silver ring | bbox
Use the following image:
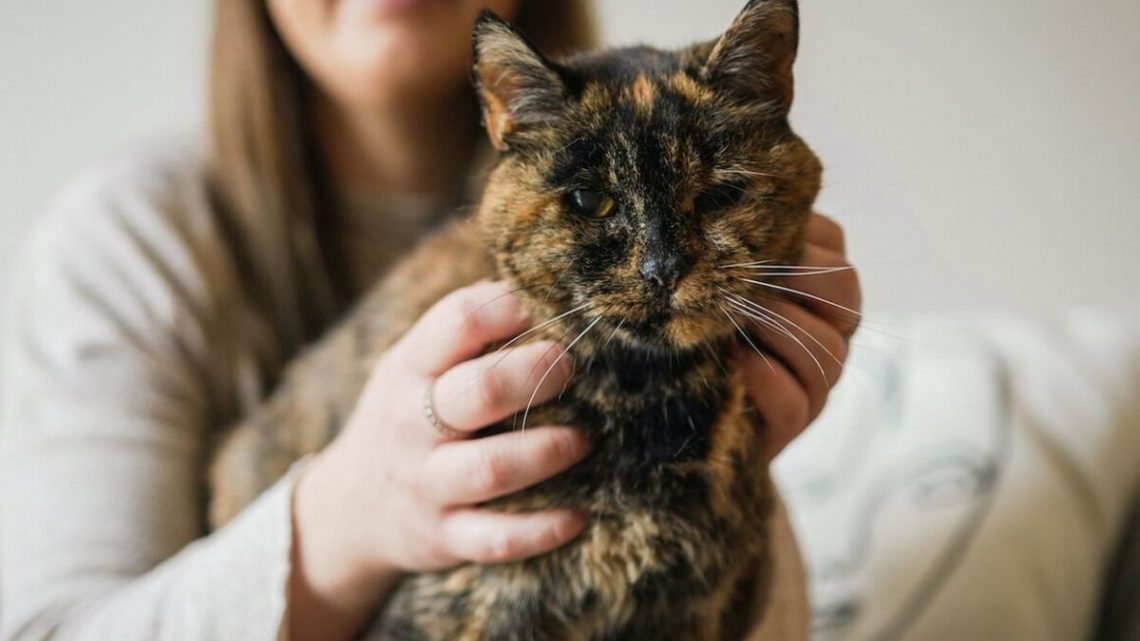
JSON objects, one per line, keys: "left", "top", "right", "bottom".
{"left": 423, "top": 380, "right": 463, "bottom": 439}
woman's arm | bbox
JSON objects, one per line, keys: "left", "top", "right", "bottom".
{"left": 0, "top": 169, "right": 302, "bottom": 640}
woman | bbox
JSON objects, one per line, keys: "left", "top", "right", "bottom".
{"left": 0, "top": 1, "right": 861, "bottom": 640}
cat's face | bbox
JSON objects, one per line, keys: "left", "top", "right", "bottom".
{"left": 474, "top": 0, "right": 821, "bottom": 353}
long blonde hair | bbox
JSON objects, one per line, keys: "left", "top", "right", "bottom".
{"left": 206, "top": 1, "right": 597, "bottom": 354}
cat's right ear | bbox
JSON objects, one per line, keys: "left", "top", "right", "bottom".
{"left": 472, "top": 11, "right": 569, "bottom": 151}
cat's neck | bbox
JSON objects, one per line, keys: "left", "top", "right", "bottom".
{"left": 565, "top": 336, "right": 736, "bottom": 467}
{"left": 562, "top": 333, "right": 735, "bottom": 415}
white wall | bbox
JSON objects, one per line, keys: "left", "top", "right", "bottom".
{"left": 1, "top": 1, "right": 1137, "bottom": 316}
{"left": 0, "top": 1, "right": 207, "bottom": 298}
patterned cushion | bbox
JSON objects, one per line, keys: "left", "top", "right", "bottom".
{"left": 776, "top": 310, "right": 1140, "bottom": 641}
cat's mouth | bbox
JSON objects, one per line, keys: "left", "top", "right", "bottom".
{"left": 529, "top": 276, "right": 741, "bottom": 354}
{"left": 592, "top": 298, "right": 733, "bottom": 353}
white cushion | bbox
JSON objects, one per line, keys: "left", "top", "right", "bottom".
{"left": 775, "top": 309, "right": 1140, "bottom": 641}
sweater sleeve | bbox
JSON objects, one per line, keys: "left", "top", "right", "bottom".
{"left": 0, "top": 153, "right": 298, "bottom": 641}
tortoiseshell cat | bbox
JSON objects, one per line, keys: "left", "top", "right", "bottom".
{"left": 210, "top": 1, "right": 821, "bottom": 638}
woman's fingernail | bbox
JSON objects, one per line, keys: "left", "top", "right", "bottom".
{"left": 559, "top": 354, "right": 576, "bottom": 380}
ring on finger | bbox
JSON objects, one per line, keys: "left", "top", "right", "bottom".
{"left": 423, "top": 379, "right": 464, "bottom": 440}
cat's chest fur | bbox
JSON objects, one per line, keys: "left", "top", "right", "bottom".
{"left": 378, "top": 342, "right": 774, "bottom": 641}
{"left": 516, "top": 340, "right": 746, "bottom": 502}
{"left": 577, "top": 346, "right": 729, "bottom": 467}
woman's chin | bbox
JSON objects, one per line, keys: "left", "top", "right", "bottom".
{"left": 323, "top": 32, "right": 467, "bottom": 105}
{"left": 342, "top": 0, "right": 447, "bottom": 20}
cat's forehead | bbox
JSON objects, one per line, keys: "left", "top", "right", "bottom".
{"left": 546, "top": 106, "right": 711, "bottom": 194}
{"left": 564, "top": 45, "right": 714, "bottom": 107}
{"left": 545, "top": 49, "right": 732, "bottom": 189}
{"left": 564, "top": 46, "right": 697, "bottom": 82}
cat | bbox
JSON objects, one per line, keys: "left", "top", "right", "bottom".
{"left": 209, "top": 1, "right": 821, "bottom": 639}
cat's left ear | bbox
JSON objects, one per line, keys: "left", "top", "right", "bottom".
{"left": 703, "top": 0, "right": 800, "bottom": 115}
{"left": 472, "top": 11, "right": 569, "bottom": 151}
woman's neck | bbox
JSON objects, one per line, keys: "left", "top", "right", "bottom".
{"left": 314, "top": 87, "right": 481, "bottom": 198}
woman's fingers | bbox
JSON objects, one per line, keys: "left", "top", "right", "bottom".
{"left": 782, "top": 243, "right": 862, "bottom": 338}
{"left": 731, "top": 212, "right": 862, "bottom": 462}
{"left": 744, "top": 298, "right": 847, "bottom": 421}
{"left": 804, "top": 211, "right": 846, "bottom": 254}
{"left": 441, "top": 508, "right": 590, "bottom": 564}
{"left": 430, "top": 341, "right": 572, "bottom": 434}
{"left": 396, "top": 281, "right": 530, "bottom": 376}
{"left": 736, "top": 349, "right": 810, "bottom": 463}
{"left": 422, "top": 426, "right": 590, "bottom": 505}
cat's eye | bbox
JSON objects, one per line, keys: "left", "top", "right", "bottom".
{"left": 692, "top": 180, "right": 748, "bottom": 215}
{"left": 565, "top": 189, "right": 616, "bottom": 219}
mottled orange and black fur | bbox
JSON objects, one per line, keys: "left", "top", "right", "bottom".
{"left": 209, "top": 1, "right": 821, "bottom": 639}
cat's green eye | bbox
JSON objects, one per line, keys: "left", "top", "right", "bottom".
{"left": 566, "top": 189, "right": 616, "bottom": 219}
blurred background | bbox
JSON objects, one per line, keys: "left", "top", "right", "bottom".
{"left": 1, "top": 0, "right": 1138, "bottom": 316}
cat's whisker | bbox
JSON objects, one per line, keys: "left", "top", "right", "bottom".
{"left": 729, "top": 293, "right": 844, "bottom": 371}
{"left": 715, "top": 181, "right": 754, "bottom": 197}
{"left": 494, "top": 303, "right": 591, "bottom": 356}
{"left": 723, "top": 294, "right": 829, "bottom": 387}
{"left": 519, "top": 315, "right": 601, "bottom": 433}
{"left": 542, "top": 268, "right": 573, "bottom": 304}
{"left": 724, "top": 296, "right": 789, "bottom": 347}
{"left": 732, "top": 266, "right": 856, "bottom": 277}
{"left": 602, "top": 318, "right": 627, "bottom": 351}
{"left": 727, "top": 302, "right": 827, "bottom": 387}
{"left": 694, "top": 342, "right": 718, "bottom": 392}
{"left": 734, "top": 282, "right": 922, "bottom": 346}
{"left": 728, "top": 294, "right": 893, "bottom": 390}
{"left": 479, "top": 305, "right": 590, "bottom": 397}
{"left": 551, "top": 135, "right": 588, "bottom": 158}
{"left": 717, "top": 168, "right": 787, "bottom": 180}
{"left": 718, "top": 304, "right": 775, "bottom": 373}
{"left": 738, "top": 277, "right": 863, "bottom": 319}
{"left": 571, "top": 317, "right": 625, "bottom": 394}
{"left": 717, "top": 262, "right": 855, "bottom": 279}
{"left": 717, "top": 259, "right": 775, "bottom": 269}
{"left": 743, "top": 264, "right": 847, "bottom": 270}
{"left": 734, "top": 269, "right": 855, "bottom": 279}
{"left": 458, "top": 282, "right": 557, "bottom": 327}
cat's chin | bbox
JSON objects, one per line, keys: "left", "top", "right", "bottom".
{"left": 600, "top": 313, "right": 735, "bottom": 356}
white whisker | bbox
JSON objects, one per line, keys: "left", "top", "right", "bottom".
{"left": 734, "top": 266, "right": 855, "bottom": 277}
{"left": 747, "top": 265, "right": 839, "bottom": 269}
{"left": 719, "top": 305, "right": 775, "bottom": 373}
{"left": 717, "top": 168, "right": 786, "bottom": 180}
{"left": 731, "top": 293, "right": 844, "bottom": 371}
{"left": 519, "top": 315, "right": 601, "bottom": 432}
{"left": 724, "top": 295, "right": 829, "bottom": 387}
{"left": 494, "top": 303, "right": 591, "bottom": 355}
{"left": 717, "top": 261, "right": 854, "bottom": 277}
{"left": 602, "top": 318, "right": 626, "bottom": 350}
{"left": 718, "top": 259, "right": 775, "bottom": 269}
{"left": 739, "top": 278, "right": 863, "bottom": 319}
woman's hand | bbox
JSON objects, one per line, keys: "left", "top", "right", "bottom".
{"left": 289, "top": 281, "right": 590, "bottom": 641}
{"left": 737, "top": 212, "right": 862, "bottom": 461}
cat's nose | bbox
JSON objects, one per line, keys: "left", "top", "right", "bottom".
{"left": 640, "top": 252, "right": 689, "bottom": 292}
